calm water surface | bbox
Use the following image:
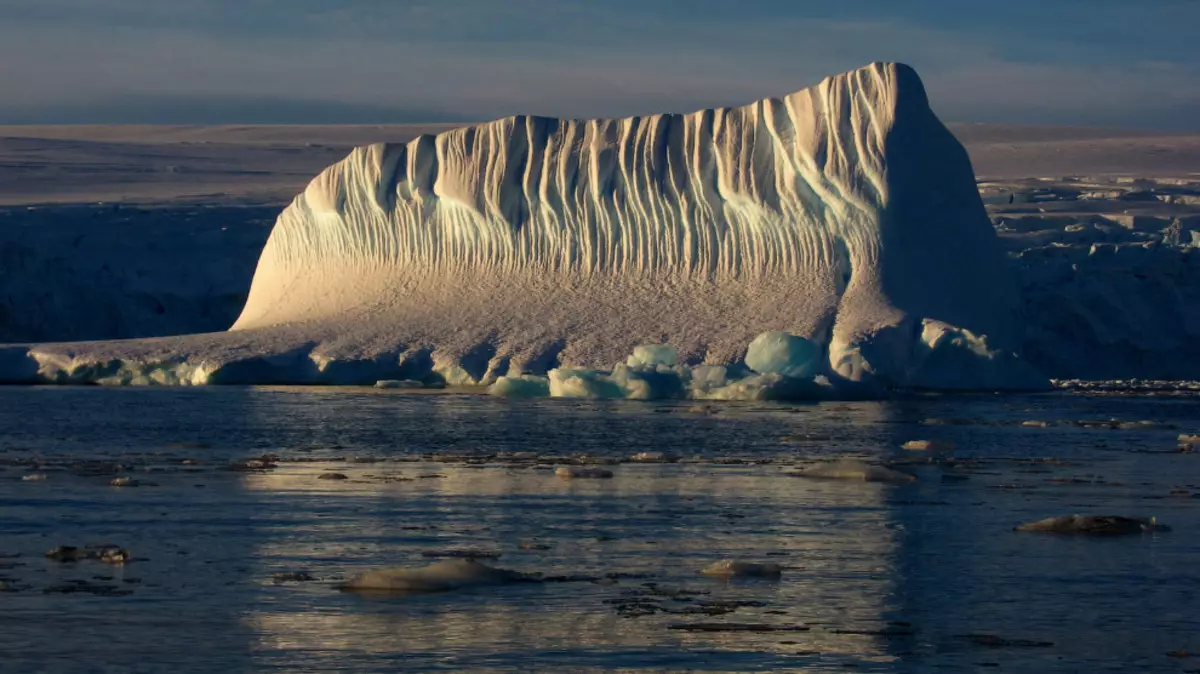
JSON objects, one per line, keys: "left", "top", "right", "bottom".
{"left": 1, "top": 387, "right": 1198, "bottom": 673}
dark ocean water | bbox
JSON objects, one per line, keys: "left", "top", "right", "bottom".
{"left": 1, "top": 387, "right": 1197, "bottom": 673}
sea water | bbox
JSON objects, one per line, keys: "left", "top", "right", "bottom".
{"left": 1, "top": 387, "right": 1197, "bottom": 673}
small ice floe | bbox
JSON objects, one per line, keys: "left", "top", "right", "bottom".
{"left": 1014, "top": 515, "right": 1170, "bottom": 535}
{"left": 1021, "top": 420, "right": 1051, "bottom": 428}
{"left": 109, "top": 477, "right": 141, "bottom": 487}
{"left": 555, "top": 466, "right": 614, "bottom": 479}
{"left": 374, "top": 379, "right": 425, "bottom": 389}
{"left": 339, "top": 559, "right": 533, "bottom": 594}
{"left": 45, "top": 544, "right": 132, "bottom": 564}
{"left": 700, "top": 560, "right": 783, "bottom": 579}
{"left": 272, "top": 571, "right": 316, "bottom": 583}
{"left": 488, "top": 375, "right": 551, "bottom": 398}
{"left": 787, "top": 460, "right": 916, "bottom": 483}
{"left": 901, "top": 440, "right": 955, "bottom": 452}
{"left": 1116, "top": 420, "right": 1169, "bottom": 430}
{"left": 630, "top": 451, "right": 676, "bottom": 463}
{"left": 21, "top": 473, "right": 47, "bottom": 482}
{"left": 1179, "top": 434, "right": 1200, "bottom": 445}
{"left": 226, "top": 455, "right": 278, "bottom": 471}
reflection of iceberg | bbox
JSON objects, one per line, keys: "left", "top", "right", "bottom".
{"left": 6, "top": 62, "right": 1043, "bottom": 392}
{"left": 241, "top": 458, "right": 906, "bottom": 668}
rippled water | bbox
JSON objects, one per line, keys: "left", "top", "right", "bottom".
{"left": 1, "top": 387, "right": 1198, "bottom": 673}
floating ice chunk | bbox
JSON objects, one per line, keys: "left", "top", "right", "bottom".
{"left": 609, "top": 364, "right": 685, "bottom": 400}
{"left": 744, "top": 332, "right": 821, "bottom": 378}
{"left": 436, "top": 364, "right": 478, "bottom": 387}
{"left": 789, "top": 459, "right": 916, "bottom": 483}
{"left": 901, "top": 440, "right": 955, "bottom": 451}
{"left": 1179, "top": 434, "right": 1200, "bottom": 445}
{"left": 488, "top": 375, "right": 551, "bottom": 398}
{"left": 905, "top": 320, "right": 1049, "bottom": 390}
{"left": 688, "top": 365, "right": 731, "bottom": 397}
{"left": 555, "top": 466, "right": 614, "bottom": 479}
{"left": 548, "top": 368, "right": 626, "bottom": 399}
{"left": 374, "top": 379, "right": 424, "bottom": 389}
{"left": 697, "top": 373, "right": 834, "bottom": 401}
{"left": 627, "top": 344, "right": 678, "bottom": 369}
{"left": 1014, "top": 515, "right": 1169, "bottom": 535}
{"left": 548, "top": 364, "right": 684, "bottom": 400}
{"left": 340, "top": 559, "right": 530, "bottom": 593}
{"left": 630, "top": 451, "right": 675, "bottom": 463}
{"left": 700, "top": 560, "right": 783, "bottom": 579}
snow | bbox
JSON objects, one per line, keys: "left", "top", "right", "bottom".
{"left": 2, "top": 62, "right": 1198, "bottom": 388}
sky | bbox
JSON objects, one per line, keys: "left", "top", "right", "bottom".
{"left": 1, "top": 0, "right": 1198, "bottom": 129}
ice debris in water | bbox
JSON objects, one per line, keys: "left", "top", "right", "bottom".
{"left": 627, "top": 344, "right": 678, "bottom": 369}
{"left": 745, "top": 332, "right": 821, "bottom": 378}
{"left": 340, "top": 559, "right": 532, "bottom": 593}
{"left": 788, "top": 459, "right": 916, "bottom": 483}
{"left": 700, "top": 560, "right": 783, "bottom": 579}
{"left": 487, "top": 334, "right": 866, "bottom": 402}
{"left": 1014, "top": 515, "right": 1170, "bottom": 535}
{"left": 488, "top": 374, "right": 552, "bottom": 398}
{"left": 631, "top": 451, "right": 675, "bottom": 463}
{"left": 374, "top": 379, "right": 424, "bottom": 389}
{"left": 555, "top": 466, "right": 614, "bottom": 479}
{"left": 1179, "top": 434, "right": 1200, "bottom": 445}
{"left": 901, "top": 439, "right": 955, "bottom": 451}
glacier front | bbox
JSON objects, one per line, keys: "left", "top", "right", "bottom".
{"left": 5, "top": 62, "right": 1046, "bottom": 392}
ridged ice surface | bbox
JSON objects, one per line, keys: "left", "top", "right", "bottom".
{"left": 225, "top": 62, "right": 1020, "bottom": 385}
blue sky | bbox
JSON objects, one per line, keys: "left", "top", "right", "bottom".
{"left": 2, "top": 0, "right": 1198, "bottom": 128}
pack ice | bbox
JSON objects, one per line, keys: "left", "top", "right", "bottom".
{"left": 3, "top": 62, "right": 1047, "bottom": 395}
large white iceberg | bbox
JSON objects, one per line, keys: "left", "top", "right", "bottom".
{"left": 0, "top": 62, "right": 1045, "bottom": 392}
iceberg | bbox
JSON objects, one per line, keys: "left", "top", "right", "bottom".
{"left": 0, "top": 62, "right": 1046, "bottom": 392}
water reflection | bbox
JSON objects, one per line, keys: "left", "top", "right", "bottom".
{"left": 241, "top": 463, "right": 904, "bottom": 671}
